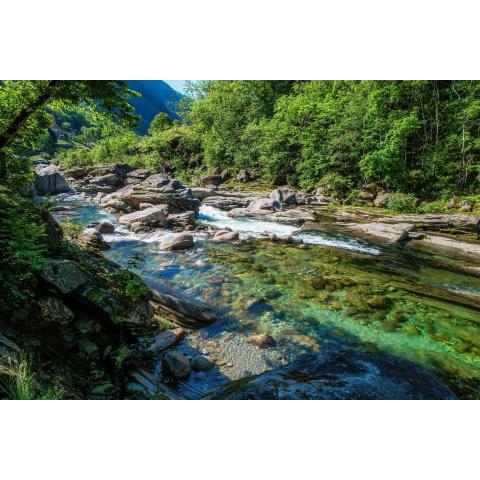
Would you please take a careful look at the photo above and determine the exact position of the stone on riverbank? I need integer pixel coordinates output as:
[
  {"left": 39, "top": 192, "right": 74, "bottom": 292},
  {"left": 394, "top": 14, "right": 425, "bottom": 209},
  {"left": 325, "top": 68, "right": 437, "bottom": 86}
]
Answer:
[
  {"left": 34, "top": 164, "right": 70, "bottom": 195},
  {"left": 200, "top": 174, "right": 224, "bottom": 187}
]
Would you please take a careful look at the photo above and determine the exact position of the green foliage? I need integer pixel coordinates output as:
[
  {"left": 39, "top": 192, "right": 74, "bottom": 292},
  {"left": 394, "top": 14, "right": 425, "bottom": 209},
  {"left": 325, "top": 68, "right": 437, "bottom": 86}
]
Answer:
[
  {"left": 111, "top": 345, "right": 130, "bottom": 369},
  {"left": 148, "top": 112, "right": 173, "bottom": 135},
  {"left": 417, "top": 199, "right": 448, "bottom": 213},
  {"left": 59, "top": 217, "right": 83, "bottom": 242},
  {"left": 0, "top": 354, "right": 35, "bottom": 400},
  {"left": 14, "top": 80, "right": 480, "bottom": 200},
  {"left": 0, "top": 80, "right": 139, "bottom": 187},
  {"left": 107, "top": 269, "right": 149, "bottom": 304},
  {"left": 386, "top": 192, "right": 418, "bottom": 213},
  {"left": 0, "top": 189, "right": 47, "bottom": 303}
]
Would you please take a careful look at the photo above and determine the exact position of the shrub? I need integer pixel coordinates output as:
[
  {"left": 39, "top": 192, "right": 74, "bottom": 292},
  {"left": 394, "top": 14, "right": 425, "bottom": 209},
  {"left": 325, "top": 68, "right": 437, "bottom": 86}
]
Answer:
[
  {"left": 0, "top": 189, "right": 47, "bottom": 303},
  {"left": 417, "top": 199, "right": 447, "bottom": 213},
  {"left": 386, "top": 192, "right": 417, "bottom": 213},
  {"left": 59, "top": 218, "right": 83, "bottom": 242}
]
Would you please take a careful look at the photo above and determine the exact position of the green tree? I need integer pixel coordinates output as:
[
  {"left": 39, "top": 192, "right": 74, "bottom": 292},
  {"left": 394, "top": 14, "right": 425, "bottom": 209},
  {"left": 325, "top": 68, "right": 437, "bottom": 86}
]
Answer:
[{"left": 148, "top": 112, "right": 173, "bottom": 135}]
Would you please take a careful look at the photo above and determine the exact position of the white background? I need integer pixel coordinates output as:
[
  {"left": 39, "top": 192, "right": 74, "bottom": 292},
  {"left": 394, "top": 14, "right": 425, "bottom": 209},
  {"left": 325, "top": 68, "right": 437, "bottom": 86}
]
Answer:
[{"left": 1, "top": 1, "right": 479, "bottom": 478}]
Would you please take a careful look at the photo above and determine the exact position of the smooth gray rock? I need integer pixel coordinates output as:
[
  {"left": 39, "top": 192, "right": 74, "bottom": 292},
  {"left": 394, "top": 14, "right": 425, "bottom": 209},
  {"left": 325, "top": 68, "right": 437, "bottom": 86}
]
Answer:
[
  {"left": 205, "top": 350, "right": 456, "bottom": 400},
  {"left": 119, "top": 205, "right": 169, "bottom": 229},
  {"left": 346, "top": 222, "right": 416, "bottom": 243},
  {"left": 34, "top": 164, "right": 70, "bottom": 195}
]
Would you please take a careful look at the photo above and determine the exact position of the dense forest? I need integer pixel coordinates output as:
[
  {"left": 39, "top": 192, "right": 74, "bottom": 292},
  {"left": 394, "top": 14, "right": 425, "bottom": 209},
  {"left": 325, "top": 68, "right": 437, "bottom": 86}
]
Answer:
[
  {"left": 3, "top": 81, "right": 480, "bottom": 202},
  {"left": 52, "top": 80, "right": 480, "bottom": 203}
]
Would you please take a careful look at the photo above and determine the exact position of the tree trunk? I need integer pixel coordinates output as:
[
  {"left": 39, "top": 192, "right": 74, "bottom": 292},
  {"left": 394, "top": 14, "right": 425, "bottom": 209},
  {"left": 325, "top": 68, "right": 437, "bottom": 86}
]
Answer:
[{"left": 0, "top": 80, "right": 61, "bottom": 152}]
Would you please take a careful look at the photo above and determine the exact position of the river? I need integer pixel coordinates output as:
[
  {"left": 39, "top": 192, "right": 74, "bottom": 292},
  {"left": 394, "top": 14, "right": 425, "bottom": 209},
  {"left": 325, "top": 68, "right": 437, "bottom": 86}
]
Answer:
[{"left": 55, "top": 196, "right": 480, "bottom": 399}]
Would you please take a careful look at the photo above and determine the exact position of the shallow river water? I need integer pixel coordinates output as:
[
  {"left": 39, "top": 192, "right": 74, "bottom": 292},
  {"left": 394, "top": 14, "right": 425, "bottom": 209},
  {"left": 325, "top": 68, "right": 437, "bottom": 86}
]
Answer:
[{"left": 57, "top": 197, "right": 480, "bottom": 399}]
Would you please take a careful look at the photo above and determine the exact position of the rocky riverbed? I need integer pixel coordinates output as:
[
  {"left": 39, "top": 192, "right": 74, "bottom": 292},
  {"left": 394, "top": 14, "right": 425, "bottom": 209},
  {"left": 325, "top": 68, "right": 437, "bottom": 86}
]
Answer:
[{"left": 13, "top": 161, "right": 479, "bottom": 399}]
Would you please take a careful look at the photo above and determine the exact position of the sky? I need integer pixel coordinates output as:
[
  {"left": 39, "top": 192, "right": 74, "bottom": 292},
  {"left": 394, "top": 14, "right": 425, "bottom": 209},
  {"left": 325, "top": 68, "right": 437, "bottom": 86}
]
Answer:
[{"left": 164, "top": 80, "right": 189, "bottom": 94}]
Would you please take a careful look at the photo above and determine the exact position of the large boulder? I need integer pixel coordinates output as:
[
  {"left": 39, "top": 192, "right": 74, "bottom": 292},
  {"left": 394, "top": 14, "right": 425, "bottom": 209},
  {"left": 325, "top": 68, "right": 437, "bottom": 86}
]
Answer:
[
  {"left": 270, "top": 208, "right": 315, "bottom": 225},
  {"left": 168, "top": 211, "right": 196, "bottom": 229},
  {"left": 346, "top": 222, "right": 416, "bottom": 243},
  {"left": 125, "top": 169, "right": 150, "bottom": 185},
  {"left": 95, "top": 221, "right": 115, "bottom": 234},
  {"left": 211, "top": 230, "right": 239, "bottom": 242},
  {"left": 103, "top": 184, "right": 200, "bottom": 213},
  {"left": 205, "top": 350, "right": 456, "bottom": 400},
  {"left": 89, "top": 173, "right": 123, "bottom": 187},
  {"left": 270, "top": 187, "right": 297, "bottom": 206},
  {"left": 247, "top": 198, "right": 281, "bottom": 212},
  {"left": 40, "top": 259, "right": 89, "bottom": 294},
  {"left": 191, "top": 187, "right": 219, "bottom": 200},
  {"left": 374, "top": 191, "right": 391, "bottom": 208},
  {"left": 118, "top": 205, "right": 169, "bottom": 229},
  {"left": 63, "top": 167, "right": 86, "bottom": 180},
  {"left": 385, "top": 214, "right": 480, "bottom": 233},
  {"left": 199, "top": 175, "right": 224, "bottom": 187},
  {"left": 202, "top": 196, "right": 251, "bottom": 210},
  {"left": 34, "top": 164, "right": 70, "bottom": 195}
]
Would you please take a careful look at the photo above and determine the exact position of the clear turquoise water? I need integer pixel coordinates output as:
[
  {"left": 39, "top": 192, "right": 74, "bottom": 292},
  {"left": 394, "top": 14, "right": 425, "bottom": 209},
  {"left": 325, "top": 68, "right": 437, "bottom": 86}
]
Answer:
[{"left": 56, "top": 197, "right": 480, "bottom": 398}]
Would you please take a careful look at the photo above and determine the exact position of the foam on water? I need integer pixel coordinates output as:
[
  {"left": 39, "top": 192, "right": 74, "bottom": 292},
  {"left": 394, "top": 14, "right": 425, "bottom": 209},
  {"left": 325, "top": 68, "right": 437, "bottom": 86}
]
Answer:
[
  {"left": 199, "top": 205, "right": 298, "bottom": 237},
  {"left": 199, "top": 205, "right": 381, "bottom": 255}
]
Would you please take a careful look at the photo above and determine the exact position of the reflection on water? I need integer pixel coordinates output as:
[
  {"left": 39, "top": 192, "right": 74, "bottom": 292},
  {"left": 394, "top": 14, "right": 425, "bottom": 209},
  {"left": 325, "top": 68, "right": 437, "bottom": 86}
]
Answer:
[{"left": 56, "top": 197, "right": 480, "bottom": 398}]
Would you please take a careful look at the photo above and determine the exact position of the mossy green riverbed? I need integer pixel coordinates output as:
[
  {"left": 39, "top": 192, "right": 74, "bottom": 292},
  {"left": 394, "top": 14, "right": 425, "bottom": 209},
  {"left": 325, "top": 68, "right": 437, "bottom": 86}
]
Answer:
[{"left": 58, "top": 198, "right": 480, "bottom": 399}]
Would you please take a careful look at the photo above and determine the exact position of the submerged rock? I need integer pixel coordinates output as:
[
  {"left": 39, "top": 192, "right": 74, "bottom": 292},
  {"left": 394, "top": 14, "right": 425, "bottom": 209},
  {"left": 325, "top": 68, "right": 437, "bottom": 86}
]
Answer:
[
  {"left": 247, "top": 334, "right": 276, "bottom": 348},
  {"left": 191, "top": 354, "right": 215, "bottom": 372},
  {"left": 211, "top": 230, "right": 239, "bottom": 242},
  {"left": 205, "top": 350, "right": 456, "bottom": 400}
]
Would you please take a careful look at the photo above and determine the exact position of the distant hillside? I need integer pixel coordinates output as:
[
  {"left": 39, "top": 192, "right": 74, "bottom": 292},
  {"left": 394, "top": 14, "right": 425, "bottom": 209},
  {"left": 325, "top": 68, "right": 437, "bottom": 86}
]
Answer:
[{"left": 126, "top": 80, "right": 184, "bottom": 134}]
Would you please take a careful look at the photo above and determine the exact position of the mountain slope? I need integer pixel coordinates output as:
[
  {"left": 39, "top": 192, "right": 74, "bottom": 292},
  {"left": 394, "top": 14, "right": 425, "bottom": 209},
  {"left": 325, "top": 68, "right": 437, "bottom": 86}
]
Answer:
[{"left": 126, "top": 80, "right": 183, "bottom": 134}]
